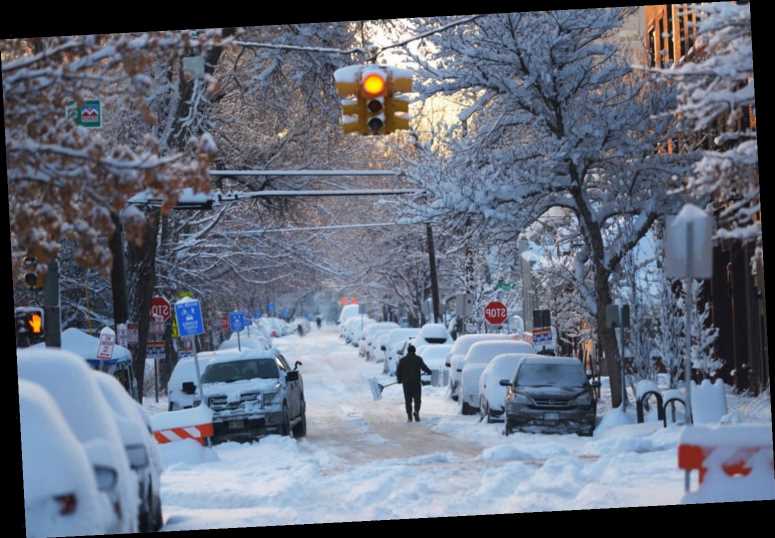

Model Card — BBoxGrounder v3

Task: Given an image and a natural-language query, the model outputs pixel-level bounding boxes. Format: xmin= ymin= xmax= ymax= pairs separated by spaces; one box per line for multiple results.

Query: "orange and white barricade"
xmin=150 ymin=405 xmax=214 ymax=446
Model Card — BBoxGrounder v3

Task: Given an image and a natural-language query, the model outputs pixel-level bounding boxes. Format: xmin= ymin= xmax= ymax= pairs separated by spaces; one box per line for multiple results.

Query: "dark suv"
xmin=501 ymin=355 xmax=597 ymax=436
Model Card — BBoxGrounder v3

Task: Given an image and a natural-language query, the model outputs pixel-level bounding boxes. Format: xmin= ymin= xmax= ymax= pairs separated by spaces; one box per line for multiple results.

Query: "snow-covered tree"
xmin=399 ymin=10 xmax=695 ymax=406
xmin=3 ymin=32 xmax=224 ymax=280
xmin=688 ymin=279 xmax=722 ymax=379
xmin=655 ymin=267 xmax=685 ymax=389
xmin=664 ymin=2 xmax=758 ymax=244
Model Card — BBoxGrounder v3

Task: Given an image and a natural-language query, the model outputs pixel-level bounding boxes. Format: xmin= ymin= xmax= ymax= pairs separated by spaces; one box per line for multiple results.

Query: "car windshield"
xmin=202 ymin=359 xmax=278 ymax=383
xmin=516 ymin=363 xmax=587 ymax=387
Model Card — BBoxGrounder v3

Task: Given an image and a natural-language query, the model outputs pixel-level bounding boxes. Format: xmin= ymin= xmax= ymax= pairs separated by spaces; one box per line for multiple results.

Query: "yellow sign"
xmin=171 ymin=316 xmax=179 ymax=338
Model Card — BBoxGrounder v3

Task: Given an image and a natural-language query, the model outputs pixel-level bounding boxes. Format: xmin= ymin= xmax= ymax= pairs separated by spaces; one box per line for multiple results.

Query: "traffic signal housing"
xmin=23 ymin=256 xmax=45 ymax=289
xmin=334 ymin=65 xmax=413 ymax=135
xmin=15 ymin=307 xmax=45 ymax=347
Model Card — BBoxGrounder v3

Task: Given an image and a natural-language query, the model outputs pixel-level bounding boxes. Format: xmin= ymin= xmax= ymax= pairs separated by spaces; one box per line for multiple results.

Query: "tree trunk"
xmin=128 ymin=210 xmax=161 ymax=398
xmin=109 ymin=212 xmax=128 ymax=328
xmin=594 ymin=266 xmax=623 ymax=408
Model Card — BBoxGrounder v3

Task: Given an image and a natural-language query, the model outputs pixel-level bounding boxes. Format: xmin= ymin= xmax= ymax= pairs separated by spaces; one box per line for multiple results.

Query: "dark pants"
xmin=403 ymin=384 xmax=421 ymax=416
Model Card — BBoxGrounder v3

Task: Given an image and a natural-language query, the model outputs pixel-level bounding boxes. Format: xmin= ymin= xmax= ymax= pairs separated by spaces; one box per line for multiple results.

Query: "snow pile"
xmin=690 ymin=379 xmax=728 ymax=424
xmin=159 ymin=439 xmax=219 ymax=470
xmin=150 ymin=404 xmax=213 ymax=432
xmin=594 ymin=405 xmax=635 ymax=436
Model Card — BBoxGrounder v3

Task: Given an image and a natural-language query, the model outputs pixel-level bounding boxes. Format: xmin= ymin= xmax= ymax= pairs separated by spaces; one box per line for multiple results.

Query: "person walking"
xmin=396 ymin=344 xmax=432 ymax=422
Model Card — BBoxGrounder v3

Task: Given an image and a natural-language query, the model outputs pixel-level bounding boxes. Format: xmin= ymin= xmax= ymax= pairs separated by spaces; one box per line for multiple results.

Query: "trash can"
xmin=431 ymin=369 xmax=441 ymax=387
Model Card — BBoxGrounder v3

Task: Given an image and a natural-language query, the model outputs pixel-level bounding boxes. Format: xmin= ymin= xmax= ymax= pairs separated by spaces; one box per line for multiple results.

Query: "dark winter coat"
xmin=396 ymin=352 xmax=433 ymax=388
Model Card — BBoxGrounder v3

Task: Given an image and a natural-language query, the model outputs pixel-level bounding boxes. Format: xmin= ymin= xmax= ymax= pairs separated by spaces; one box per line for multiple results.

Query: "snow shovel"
xmin=368 ymin=378 xmax=399 ymax=401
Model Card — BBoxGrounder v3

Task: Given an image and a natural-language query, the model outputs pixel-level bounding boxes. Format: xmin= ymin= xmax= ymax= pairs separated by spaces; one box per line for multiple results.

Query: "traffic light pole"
xmin=43 ymin=260 xmax=61 ymax=347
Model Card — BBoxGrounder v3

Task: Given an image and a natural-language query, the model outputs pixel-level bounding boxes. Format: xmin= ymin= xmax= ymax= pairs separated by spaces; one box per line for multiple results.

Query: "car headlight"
xmin=508 ymin=391 xmax=532 ymax=405
xmin=574 ymin=392 xmax=593 ymax=406
xmin=262 ymin=391 xmax=280 ymax=406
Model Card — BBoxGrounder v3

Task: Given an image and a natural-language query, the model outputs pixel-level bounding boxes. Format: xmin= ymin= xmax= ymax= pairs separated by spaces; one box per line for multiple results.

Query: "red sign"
xmin=484 ymin=301 xmax=508 ymax=325
xmin=151 ymin=296 xmax=172 ymax=322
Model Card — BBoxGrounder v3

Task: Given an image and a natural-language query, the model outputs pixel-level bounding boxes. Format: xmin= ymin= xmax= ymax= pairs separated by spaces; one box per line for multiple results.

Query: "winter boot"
xmin=407 ymin=414 xmax=413 ymax=423
xmin=414 ymin=412 xmax=420 ymax=422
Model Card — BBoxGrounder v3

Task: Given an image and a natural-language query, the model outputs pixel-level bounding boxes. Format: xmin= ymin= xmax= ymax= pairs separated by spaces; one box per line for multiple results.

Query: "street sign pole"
xmin=237 ymin=329 xmax=241 ymax=352
xmin=154 ymin=358 xmax=159 ymax=403
xmin=685 ymin=221 xmax=694 ymax=426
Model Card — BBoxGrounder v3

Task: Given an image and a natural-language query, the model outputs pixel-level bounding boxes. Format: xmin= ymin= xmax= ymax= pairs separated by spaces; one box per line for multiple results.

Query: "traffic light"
xmin=15 ymin=307 xmax=45 ymax=347
xmin=23 ymin=256 xmax=44 ymax=289
xmin=334 ymin=65 xmax=413 ymax=135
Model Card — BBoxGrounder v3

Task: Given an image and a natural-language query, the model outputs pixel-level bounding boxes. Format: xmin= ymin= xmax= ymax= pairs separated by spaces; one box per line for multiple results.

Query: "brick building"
xmin=643 ymin=3 xmax=767 ymax=393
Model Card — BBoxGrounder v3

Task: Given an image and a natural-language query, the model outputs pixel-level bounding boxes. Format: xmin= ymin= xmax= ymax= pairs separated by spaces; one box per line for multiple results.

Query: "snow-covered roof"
xmin=420 ymin=323 xmax=449 ymax=340
xmin=204 ymin=348 xmax=276 ymax=367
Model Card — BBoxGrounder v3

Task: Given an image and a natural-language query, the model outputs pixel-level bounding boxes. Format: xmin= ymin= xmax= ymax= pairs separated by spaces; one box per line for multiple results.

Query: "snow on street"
xmin=150 ymin=327 xmax=721 ymax=530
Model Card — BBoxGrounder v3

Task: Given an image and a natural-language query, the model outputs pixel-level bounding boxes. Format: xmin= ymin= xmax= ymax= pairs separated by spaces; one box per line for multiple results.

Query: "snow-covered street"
xmin=155 ymin=328 xmax=707 ymax=530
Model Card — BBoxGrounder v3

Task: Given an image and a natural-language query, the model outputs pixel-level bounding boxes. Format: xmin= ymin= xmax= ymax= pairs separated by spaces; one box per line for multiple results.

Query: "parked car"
xmin=338 ymin=304 xmax=360 ymax=330
xmin=19 ymin=380 xmax=114 ymax=538
xmin=459 ymin=340 xmax=534 ymax=415
xmin=168 ymin=355 xmax=215 ymax=411
xmin=197 ymin=349 xmax=306 ymax=443
xmin=218 ymin=331 xmax=272 ymax=353
xmin=413 ymin=323 xmax=453 ymax=347
xmin=344 ymin=316 xmax=372 ymax=344
xmin=414 ymin=344 xmax=454 ymax=385
xmin=17 ymin=348 xmax=139 ymax=533
xmin=502 ymin=355 xmax=598 ymax=436
xmin=478 ymin=353 xmax=530 ymax=423
xmin=32 ymin=327 xmax=140 ymax=401
xmin=365 ymin=322 xmax=400 ymax=361
xmin=446 ymin=333 xmax=523 ymax=401
xmin=381 ymin=328 xmax=421 ymax=374
xmin=94 ymin=371 xmax=163 ymax=532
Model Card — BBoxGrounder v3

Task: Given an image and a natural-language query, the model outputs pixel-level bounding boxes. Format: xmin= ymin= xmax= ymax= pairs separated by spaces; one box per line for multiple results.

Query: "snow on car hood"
xmin=202 ymin=378 xmax=281 ymax=400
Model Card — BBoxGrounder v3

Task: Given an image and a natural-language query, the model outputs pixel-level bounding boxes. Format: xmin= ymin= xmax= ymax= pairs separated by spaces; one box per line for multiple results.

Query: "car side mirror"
xmin=499 ymin=379 xmax=512 ymax=387
xmin=126 ymin=444 xmax=149 ymax=470
xmin=286 ymin=370 xmax=299 ymax=382
xmin=380 ymin=345 xmax=386 ymax=351
xmin=294 ymin=361 xmax=303 ymax=370
xmin=182 ymin=381 xmax=196 ymax=395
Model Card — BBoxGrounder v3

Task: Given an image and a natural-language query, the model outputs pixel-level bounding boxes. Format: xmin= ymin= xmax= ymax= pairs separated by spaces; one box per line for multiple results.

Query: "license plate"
xmin=228 ymin=420 xmax=245 ymax=430
xmin=544 ymin=413 xmax=560 ymax=421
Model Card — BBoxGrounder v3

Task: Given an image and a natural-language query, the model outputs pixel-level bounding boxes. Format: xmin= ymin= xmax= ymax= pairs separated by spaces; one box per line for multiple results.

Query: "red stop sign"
xmin=150 ymin=296 xmax=171 ymax=322
xmin=484 ymin=301 xmax=508 ymax=325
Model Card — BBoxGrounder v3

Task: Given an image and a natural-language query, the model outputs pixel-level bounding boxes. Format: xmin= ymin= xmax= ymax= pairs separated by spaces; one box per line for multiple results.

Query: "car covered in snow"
xmin=413 ymin=323 xmax=452 ymax=348
xmin=168 ymin=355 xmax=215 ymax=411
xmin=197 ymin=349 xmax=306 ymax=442
xmin=459 ymin=340 xmax=534 ymax=415
xmin=381 ymin=328 xmax=421 ymax=375
xmin=502 ymin=355 xmax=597 ymax=436
xmin=337 ymin=304 xmax=360 ymax=331
xmin=446 ymin=333 xmax=523 ymax=401
xmin=19 ymin=380 xmax=114 ymax=538
xmin=94 ymin=371 xmax=163 ymax=532
xmin=361 ymin=322 xmax=399 ymax=361
xmin=414 ymin=344 xmax=454 ymax=385
xmin=343 ymin=316 xmax=372 ymax=345
xmin=17 ymin=347 xmax=139 ymax=533
xmin=478 ymin=353 xmax=530 ymax=422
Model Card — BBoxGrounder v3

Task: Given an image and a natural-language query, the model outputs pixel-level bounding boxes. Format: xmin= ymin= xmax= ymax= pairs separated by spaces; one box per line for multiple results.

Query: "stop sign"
xmin=484 ymin=301 xmax=508 ymax=325
xmin=150 ymin=296 xmax=171 ymax=322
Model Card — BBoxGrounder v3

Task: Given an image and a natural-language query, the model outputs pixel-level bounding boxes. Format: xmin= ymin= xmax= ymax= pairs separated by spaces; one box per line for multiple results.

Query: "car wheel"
xmin=461 ymin=401 xmax=475 ymax=415
xmin=153 ymin=494 xmax=163 ymax=531
xmin=293 ymin=402 xmax=307 ymax=438
xmin=280 ymin=403 xmax=291 ymax=437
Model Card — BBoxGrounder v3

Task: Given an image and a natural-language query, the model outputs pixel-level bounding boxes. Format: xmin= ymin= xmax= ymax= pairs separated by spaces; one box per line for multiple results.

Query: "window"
xmin=275 ymin=357 xmax=288 ymax=372
xmin=516 ymin=363 xmax=588 ymax=387
xmin=276 ymin=354 xmax=291 ymax=370
xmin=201 ymin=359 xmax=279 ymax=383
xmin=657 ymin=17 xmax=665 ymax=68
xmin=648 ymin=27 xmax=656 ymax=68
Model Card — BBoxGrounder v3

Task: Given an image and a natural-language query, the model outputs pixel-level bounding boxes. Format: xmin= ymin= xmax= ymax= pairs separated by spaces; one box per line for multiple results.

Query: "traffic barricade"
xmin=678 ymin=424 xmax=774 ymax=494
xmin=150 ymin=404 xmax=214 ymax=446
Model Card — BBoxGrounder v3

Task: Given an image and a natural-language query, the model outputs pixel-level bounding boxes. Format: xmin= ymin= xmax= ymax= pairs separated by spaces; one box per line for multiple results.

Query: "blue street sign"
xmin=174 ymin=299 xmax=205 ymax=337
xmin=282 ymin=307 xmax=289 ymax=318
xmin=267 ymin=303 xmax=274 ymax=314
xmin=229 ymin=311 xmax=246 ymax=332
xmin=254 ymin=308 xmax=262 ymax=319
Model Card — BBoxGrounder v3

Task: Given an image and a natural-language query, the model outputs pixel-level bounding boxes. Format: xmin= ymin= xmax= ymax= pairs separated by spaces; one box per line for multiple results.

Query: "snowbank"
xmin=594 ymin=405 xmax=635 ymax=436
xmin=159 ymin=439 xmax=219 ymax=470
xmin=690 ymin=379 xmax=728 ymax=424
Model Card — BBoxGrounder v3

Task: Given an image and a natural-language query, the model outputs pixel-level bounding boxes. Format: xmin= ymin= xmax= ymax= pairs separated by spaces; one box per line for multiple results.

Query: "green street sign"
xmin=496 ymin=281 xmax=516 ymax=291
xmin=66 ymin=100 xmax=101 ymax=128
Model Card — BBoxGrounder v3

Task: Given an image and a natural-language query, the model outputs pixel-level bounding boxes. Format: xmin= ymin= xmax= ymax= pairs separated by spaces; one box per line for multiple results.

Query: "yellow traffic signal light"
xmin=334 ymin=65 xmax=413 ymax=136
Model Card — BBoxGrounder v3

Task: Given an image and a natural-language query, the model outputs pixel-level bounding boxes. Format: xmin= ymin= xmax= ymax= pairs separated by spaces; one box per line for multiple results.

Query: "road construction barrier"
xmin=153 ymin=423 xmax=214 ymax=445
xmin=678 ymin=424 xmax=774 ymax=493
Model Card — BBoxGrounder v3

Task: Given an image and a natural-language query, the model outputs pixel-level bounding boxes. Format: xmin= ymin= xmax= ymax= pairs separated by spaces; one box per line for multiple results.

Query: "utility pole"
xmin=43 ymin=260 xmax=61 ymax=347
xmin=426 ymin=223 xmax=441 ymax=323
